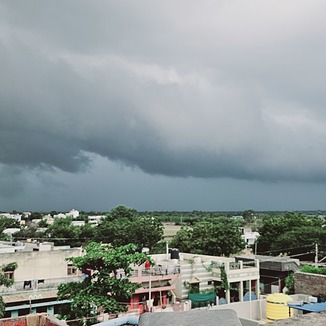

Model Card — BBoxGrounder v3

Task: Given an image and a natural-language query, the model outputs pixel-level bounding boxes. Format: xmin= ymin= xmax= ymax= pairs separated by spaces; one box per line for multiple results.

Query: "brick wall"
xmin=0 ymin=317 xmax=26 ymax=326
xmin=294 ymin=272 xmax=326 ymax=296
xmin=0 ymin=314 xmax=67 ymax=326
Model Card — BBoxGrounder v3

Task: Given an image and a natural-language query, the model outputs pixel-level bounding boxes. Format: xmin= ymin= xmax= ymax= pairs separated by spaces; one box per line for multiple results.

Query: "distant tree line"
xmin=2 ymin=207 xmax=325 ymax=259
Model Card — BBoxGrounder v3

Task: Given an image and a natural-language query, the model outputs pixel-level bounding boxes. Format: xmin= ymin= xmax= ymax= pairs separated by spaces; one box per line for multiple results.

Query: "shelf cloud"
xmin=1 ymin=1 xmax=326 ymax=210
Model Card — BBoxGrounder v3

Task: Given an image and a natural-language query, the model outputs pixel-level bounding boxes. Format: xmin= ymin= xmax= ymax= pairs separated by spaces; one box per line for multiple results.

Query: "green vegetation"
xmin=300 ymin=265 xmax=326 ymax=275
xmin=57 ymin=242 xmax=150 ymax=326
xmin=0 ymin=262 xmax=18 ymax=317
xmin=256 ymin=212 xmax=326 ymax=256
xmin=170 ymin=218 xmax=245 ymax=257
xmin=96 ymin=208 xmax=164 ymax=251
xmin=285 ymin=265 xmax=326 ymax=295
xmin=284 ymin=273 xmax=295 ymax=294
xmin=4 ymin=208 xmax=326 ymax=260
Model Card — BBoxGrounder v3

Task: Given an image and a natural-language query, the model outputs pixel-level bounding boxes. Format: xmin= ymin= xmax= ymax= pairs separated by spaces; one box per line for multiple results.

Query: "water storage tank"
xmin=170 ymin=248 xmax=180 ymax=260
xmin=266 ymin=293 xmax=293 ymax=322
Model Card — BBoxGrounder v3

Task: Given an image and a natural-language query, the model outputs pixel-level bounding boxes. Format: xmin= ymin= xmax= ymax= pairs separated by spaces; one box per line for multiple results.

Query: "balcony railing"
xmin=212 ymin=259 xmax=259 ymax=280
xmin=129 ymin=265 xmax=181 ymax=279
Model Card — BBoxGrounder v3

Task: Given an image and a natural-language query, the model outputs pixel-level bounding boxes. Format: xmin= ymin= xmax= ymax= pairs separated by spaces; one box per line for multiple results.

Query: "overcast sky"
xmin=1 ymin=0 xmax=326 ymax=212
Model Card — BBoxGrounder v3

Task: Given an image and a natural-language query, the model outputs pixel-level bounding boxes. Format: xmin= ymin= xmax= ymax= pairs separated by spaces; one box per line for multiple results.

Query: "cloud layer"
xmin=1 ymin=0 xmax=326 ymax=195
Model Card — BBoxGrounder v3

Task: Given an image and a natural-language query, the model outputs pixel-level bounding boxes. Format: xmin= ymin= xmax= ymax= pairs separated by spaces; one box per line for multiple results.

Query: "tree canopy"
xmin=0 ymin=262 xmax=18 ymax=317
xmin=256 ymin=212 xmax=326 ymax=256
xmin=57 ymin=242 xmax=150 ymax=325
xmin=170 ymin=218 xmax=245 ymax=256
xmin=96 ymin=210 xmax=164 ymax=251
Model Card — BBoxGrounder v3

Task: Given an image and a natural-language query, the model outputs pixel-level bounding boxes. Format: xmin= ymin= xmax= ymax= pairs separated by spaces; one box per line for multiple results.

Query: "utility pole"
xmin=315 ymin=243 xmax=318 ymax=267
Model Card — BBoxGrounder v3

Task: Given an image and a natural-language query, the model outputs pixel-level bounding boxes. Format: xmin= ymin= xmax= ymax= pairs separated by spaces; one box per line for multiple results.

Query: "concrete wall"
xmin=176 ymin=261 xmax=216 ymax=299
xmin=294 ymin=272 xmax=326 ymax=296
xmin=0 ymin=248 xmax=82 ymax=281
xmin=239 ymin=318 xmax=262 ymax=326
xmin=213 ymin=299 xmax=266 ymax=321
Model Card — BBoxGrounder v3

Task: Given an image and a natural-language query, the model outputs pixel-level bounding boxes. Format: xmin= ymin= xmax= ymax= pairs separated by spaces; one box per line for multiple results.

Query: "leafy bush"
xmin=285 ymin=273 xmax=294 ymax=294
xmin=300 ymin=265 xmax=326 ymax=275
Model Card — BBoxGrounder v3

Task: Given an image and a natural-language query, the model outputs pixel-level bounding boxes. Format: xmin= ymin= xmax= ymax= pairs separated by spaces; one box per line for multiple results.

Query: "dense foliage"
xmin=170 ymin=218 xmax=245 ymax=256
xmin=96 ymin=214 xmax=164 ymax=251
xmin=300 ymin=265 xmax=326 ymax=275
xmin=11 ymin=206 xmax=164 ymax=250
xmin=57 ymin=242 xmax=150 ymax=325
xmin=256 ymin=212 xmax=326 ymax=256
xmin=0 ymin=217 xmax=20 ymax=240
xmin=0 ymin=262 xmax=18 ymax=317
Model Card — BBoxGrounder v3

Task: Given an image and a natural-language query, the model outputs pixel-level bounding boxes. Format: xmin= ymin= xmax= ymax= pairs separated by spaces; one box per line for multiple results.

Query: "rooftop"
xmin=138 ymin=309 xmax=242 ymax=326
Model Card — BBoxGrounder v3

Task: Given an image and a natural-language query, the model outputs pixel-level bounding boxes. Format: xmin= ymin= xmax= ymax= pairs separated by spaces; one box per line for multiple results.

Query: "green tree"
xmin=107 ymin=206 xmax=137 ymax=221
xmin=14 ymin=223 xmax=45 ymax=241
xmin=0 ymin=262 xmax=18 ymax=317
xmin=37 ymin=219 xmax=48 ymax=228
xmin=75 ymin=224 xmax=96 ymax=246
xmin=257 ymin=212 xmax=324 ymax=254
xmin=128 ymin=216 xmax=164 ymax=251
xmin=242 ymin=210 xmax=256 ymax=224
xmin=57 ymin=242 xmax=150 ymax=325
xmin=45 ymin=218 xmax=79 ymax=246
xmin=170 ymin=226 xmax=194 ymax=253
xmin=170 ymin=218 xmax=245 ymax=257
xmin=96 ymin=216 xmax=163 ymax=251
xmin=0 ymin=217 xmax=20 ymax=240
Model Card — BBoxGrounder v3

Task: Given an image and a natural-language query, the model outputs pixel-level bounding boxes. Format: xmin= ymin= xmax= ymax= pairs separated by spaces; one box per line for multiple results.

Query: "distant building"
xmin=71 ymin=220 xmax=85 ymax=227
xmin=53 ymin=213 xmax=66 ymax=219
xmin=66 ymin=209 xmax=79 ymax=219
xmin=0 ymin=213 xmax=22 ymax=222
xmin=240 ymin=227 xmax=260 ymax=247
xmin=88 ymin=215 xmax=104 ymax=226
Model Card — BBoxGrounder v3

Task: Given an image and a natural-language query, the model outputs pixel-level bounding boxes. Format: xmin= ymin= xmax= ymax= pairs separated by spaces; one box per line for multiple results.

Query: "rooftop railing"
xmin=0 ymin=275 xmax=83 ymax=296
xmin=129 ymin=265 xmax=181 ymax=279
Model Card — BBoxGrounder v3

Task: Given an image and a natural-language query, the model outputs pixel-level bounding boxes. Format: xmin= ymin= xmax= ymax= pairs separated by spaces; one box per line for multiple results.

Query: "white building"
xmin=72 ymin=220 xmax=85 ymax=227
xmin=0 ymin=213 xmax=22 ymax=222
xmin=88 ymin=215 xmax=105 ymax=226
xmin=240 ymin=227 xmax=260 ymax=247
xmin=66 ymin=209 xmax=79 ymax=219
xmin=53 ymin=213 xmax=66 ymax=219
xmin=0 ymin=242 xmax=83 ymax=318
xmin=143 ymin=251 xmax=260 ymax=306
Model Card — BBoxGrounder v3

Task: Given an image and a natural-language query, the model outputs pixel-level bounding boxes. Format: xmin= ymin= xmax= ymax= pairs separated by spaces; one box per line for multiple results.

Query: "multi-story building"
xmin=0 ymin=242 xmax=261 ymax=318
xmin=240 ymin=227 xmax=260 ymax=248
xmin=127 ymin=250 xmax=260 ymax=313
xmin=87 ymin=215 xmax=105 ymax=227
xmin=0 ymin=242 xmax=83 ymax=318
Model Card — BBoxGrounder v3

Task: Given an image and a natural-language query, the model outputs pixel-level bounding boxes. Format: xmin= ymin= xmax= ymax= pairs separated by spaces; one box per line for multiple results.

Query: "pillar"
xmin=47 ymin=305 xmax=54 ymax=315
xmin=11 ymin=310 xmax=18 ymax=318
xmin=255 ymin=279 xmax=260 ymax=299
xmin=130 ymin=296 xmax=134 ymax=309
xmin=239 ymin=281 xmax=244 ymax=302
xmin=226 ymin=289 xmax=231 ymax=304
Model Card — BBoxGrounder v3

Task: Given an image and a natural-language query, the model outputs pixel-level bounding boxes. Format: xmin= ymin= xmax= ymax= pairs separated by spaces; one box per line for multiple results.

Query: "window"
xmin=189 ymin=282 xmax=200 ymax=293
xmin=67 ymin=264 xmax=78 ymax=276
xmin=4 ymin=271 xmax=14 ymax=280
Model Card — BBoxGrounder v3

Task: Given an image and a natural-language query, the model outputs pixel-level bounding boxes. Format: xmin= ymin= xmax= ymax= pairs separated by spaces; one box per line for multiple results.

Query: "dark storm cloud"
xmin=1 ymin=0 xmax=326 ymax=189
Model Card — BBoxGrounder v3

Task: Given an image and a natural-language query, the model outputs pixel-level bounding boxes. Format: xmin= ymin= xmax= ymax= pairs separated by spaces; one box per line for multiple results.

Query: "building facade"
xmin=0 ymin=243 xmax=83 ymax=318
